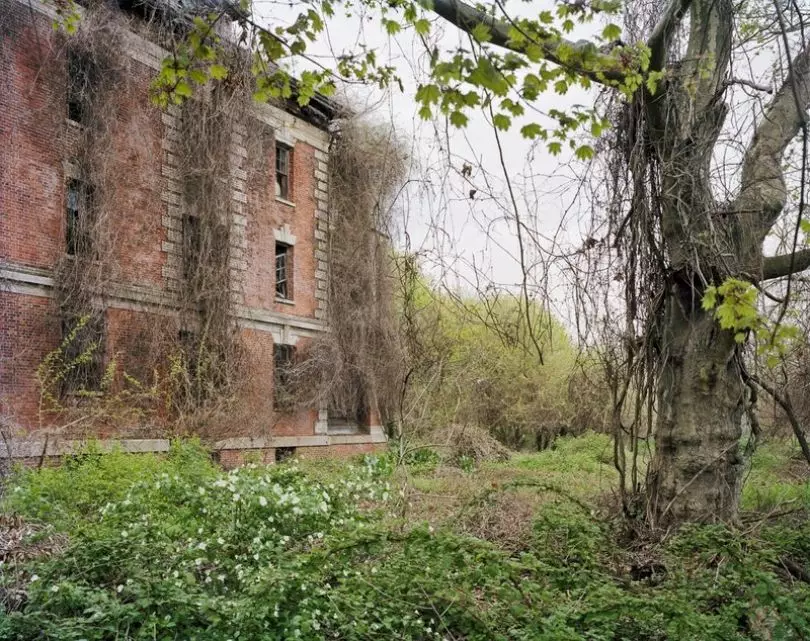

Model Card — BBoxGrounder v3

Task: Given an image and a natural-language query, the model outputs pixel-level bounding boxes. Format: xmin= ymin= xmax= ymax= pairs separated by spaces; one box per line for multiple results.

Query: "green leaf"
xmin=575 ymin=145 xmax=594 ymax=161
xmin=645 ymin=70 xmax=665 ymax=95
xmin=384 ymin=19 xmax=401 ymax=35
xmin=188 ymin=69 xmax=207 ymax=85
xmin=449 ymin=111 xmax=468 ymax=128
xmin=520 ymin=123 xmax=544 ymax=139
xmin=602 ymin=23 xmax=621 ymax=41
xmin=471 ymin=23 xmax=491 ymax=43
xmin=209 ymin=63 xmax=228 ymax=80
xmin=492 ymin=113 xmax=511 ymax=130
xmin=174 ymin=81 xmax=193 ymax=98
xmin=414 ymin=18 xmax=431 ymax=35
xmin=701 ymin=286 xmax=717 ymax=311
xmin=415 ymin=83 xmax=441 ymax=106
xmin=548 ymin=141 xmax=562 ymax=155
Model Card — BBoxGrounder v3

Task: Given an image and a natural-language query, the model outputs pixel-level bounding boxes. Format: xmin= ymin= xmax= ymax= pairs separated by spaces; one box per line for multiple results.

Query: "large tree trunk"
xmin=647 ymin=278 xmax=748 ymax=525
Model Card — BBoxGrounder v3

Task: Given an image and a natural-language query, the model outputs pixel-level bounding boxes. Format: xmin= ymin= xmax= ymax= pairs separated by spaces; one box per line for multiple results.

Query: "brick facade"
xmin=0 ymin=0 xmax=386 ymax=462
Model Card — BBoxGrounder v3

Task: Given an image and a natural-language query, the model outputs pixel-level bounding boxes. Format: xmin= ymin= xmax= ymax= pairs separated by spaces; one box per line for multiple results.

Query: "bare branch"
xmin=736 ymin=41 xmax=810 ymax=220
xmin=421 ymin=0 xmax=626 ymax=83
xmin=723 ymin=77 xmax=773 ymax=94
xmin=647 ymin=0 xmax=693 ymax=71
xmin=762 ymin=248 xmax=810 ymax=280
xmin=750 ymin=375 xmax=810 ymax=466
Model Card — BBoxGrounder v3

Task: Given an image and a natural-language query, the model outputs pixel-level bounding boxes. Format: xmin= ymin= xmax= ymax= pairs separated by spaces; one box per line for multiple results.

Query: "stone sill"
xmin=275 ymin=197 xmax=296 ymax=208
xmin=0 ymin=431 xmax=388 ymax=458
xmin=275 ymin=297 xmax=295 ymax=306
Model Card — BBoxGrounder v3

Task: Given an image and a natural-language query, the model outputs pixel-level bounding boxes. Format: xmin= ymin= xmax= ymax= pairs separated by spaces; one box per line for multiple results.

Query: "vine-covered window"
xmin=60 ymin=312 xmax=105 ymax=396
xmin=183 ymin=215 xmax=201 ymax=280
xmin=273 ymin=344 xmax=296 ymax=411
xmin=67 ymin=50 xmax=93 ymax=124
xmin=66 ymin=179 xmax=94 ymax=256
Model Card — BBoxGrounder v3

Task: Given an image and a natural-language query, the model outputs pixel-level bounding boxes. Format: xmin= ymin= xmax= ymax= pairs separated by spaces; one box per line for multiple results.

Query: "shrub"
xmin=1 ymin=436 xmax=809 ymax=641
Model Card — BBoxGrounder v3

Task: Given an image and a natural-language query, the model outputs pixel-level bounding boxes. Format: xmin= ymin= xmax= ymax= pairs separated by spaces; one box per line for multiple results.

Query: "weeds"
xmin=1 ymin=434 xmax=809 ymax=640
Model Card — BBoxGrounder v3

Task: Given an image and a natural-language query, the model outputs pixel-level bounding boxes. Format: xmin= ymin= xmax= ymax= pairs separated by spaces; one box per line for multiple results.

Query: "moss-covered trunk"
xmin=647 ymin=276 xmax=747 ymax=524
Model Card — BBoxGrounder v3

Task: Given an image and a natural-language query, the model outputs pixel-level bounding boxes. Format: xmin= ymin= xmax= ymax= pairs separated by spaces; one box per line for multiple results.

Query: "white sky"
xmin=250 ymin=0 xmax=804 ymax=332
xmin=253 ymin=0 xmax=602 ymax=323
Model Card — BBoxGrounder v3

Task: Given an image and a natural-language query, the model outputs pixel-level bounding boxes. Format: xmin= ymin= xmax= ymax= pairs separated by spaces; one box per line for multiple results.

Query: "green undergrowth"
xmin=1 ymin=435 xmax=809 ymax=640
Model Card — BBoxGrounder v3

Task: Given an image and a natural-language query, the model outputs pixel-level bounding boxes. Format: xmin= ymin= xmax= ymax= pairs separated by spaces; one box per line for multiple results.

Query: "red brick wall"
xmin=1 ymin=4 xmax=65 ymax=270
xmin=0 ymin=291 xmax=59 ymax=429
xmin=0 ymin=1 xmax=373 ymax=456
xmin=244 ymin=140 xmax=318 ymax=319
xmin=104 ymin=59 xmax=166 ymax=288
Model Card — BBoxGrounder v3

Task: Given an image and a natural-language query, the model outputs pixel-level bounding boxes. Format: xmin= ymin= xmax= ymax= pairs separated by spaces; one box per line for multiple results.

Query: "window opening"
xmin=273 ymin=343 xmax=295 ymax=411
xmin=275 ymin=143 xmax=291 ymax=200
xmin=275 ymin=242 xmax=291 ymax=299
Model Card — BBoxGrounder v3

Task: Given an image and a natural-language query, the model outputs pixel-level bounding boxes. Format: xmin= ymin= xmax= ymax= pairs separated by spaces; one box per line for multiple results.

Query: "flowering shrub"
xmin=2 ymin=439 xmax=809 ymax=640
xmin=0 ymin=443 xmax=399 ymax=640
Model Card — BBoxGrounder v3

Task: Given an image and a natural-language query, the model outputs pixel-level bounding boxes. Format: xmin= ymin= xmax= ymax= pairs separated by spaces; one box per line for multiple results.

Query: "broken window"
xmin=275 ymin=143 xmax=291 ymax=200
xmin=67 ymin=50 xmax=94 ymax=124
xmin=273 ymin=343 xmax=295 ymax=411
xmin=275 ymin=242 xmax=291 ymax=300
xmin=66 ymin=179 xmax=94 ymax=257
xmin=275 ymin=447 xmax=295 ymax=463
xmin=183 ymin=215 xmax=201 ymax=280
xmin=60 ymin=312 xmax=105 ymax=396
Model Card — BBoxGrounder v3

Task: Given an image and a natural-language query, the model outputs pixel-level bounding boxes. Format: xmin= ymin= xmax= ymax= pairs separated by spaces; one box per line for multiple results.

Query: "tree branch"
xmin=749 ymin=374 xmax=810 ymax=467
xmin=762 ymin=248 xmax=810 ymax=280
xmin=647 ymin=0 xmax=694 ymax=71
xmin=736 ymin=41 xmax=810 ymax=221
xmin=421 ymin=0 xmax=626 ymax=83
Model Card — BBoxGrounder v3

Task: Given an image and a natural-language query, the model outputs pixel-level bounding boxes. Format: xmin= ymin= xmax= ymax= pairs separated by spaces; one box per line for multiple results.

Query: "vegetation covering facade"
xmin=0 ymin=0 xmax=386 ymax=464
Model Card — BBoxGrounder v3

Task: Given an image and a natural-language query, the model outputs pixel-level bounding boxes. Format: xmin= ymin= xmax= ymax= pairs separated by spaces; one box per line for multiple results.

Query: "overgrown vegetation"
xmin=392 ymin=272 xmax=608 ymax=451
xmin=1 ymin=435 xmax=808 ymax=640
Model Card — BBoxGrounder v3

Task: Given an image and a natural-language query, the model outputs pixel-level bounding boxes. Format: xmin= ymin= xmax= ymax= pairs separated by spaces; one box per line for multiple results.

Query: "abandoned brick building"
xmin=0 ymin=0 xmax=387 ymax=464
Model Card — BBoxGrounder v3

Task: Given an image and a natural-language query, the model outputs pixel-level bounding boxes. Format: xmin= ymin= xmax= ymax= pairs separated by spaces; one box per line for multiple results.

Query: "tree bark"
xmin=647 ymin=278 xmax=747 ymax=525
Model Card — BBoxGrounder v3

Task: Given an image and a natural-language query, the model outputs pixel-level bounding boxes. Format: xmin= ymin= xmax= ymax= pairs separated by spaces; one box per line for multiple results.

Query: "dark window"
xmin=60 ymin=313 xmax=105 ymax=396
xmin=275 ymin=447 xmax=296 ymax=463
xmin=67 ymin=50 xmax=93 ymax=124
xmin=275 ymin=144 xmax=291 ymax=200
xmin=275 ymin=242 xmax=291 ymax=299
xmin=273 ymin=344 xmax=295 ymax=411
xmin=66 ymin=179 xmax=94 ymax=256
xmin=183 ymin=215 xmax=201 ymax=280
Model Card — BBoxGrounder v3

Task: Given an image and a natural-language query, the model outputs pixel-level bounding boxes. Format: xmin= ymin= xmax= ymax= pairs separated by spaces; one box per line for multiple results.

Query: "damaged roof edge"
xmin=116 ymin=0 xmax=339 ymax=130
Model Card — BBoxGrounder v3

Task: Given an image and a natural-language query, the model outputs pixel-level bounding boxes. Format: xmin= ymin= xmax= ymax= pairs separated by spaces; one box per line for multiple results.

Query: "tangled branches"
xmin=293 ymin=118 xmax=408 ymax=427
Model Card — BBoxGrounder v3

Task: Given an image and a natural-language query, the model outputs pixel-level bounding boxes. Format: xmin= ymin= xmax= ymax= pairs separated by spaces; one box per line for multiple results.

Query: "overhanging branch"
xmin=762 ymin=248 xmax=810 ymax=280
xmin=421 ymin=0 xmax=626 ymax=83
xmin=736 ymin=41 xmax=810 ymax=220
xmin=647 ymin=0 xmax=693 ymax=71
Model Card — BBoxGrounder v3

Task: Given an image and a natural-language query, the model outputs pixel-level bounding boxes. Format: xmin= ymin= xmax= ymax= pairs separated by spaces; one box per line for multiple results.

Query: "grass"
xmin=742 ymin=440 xmax=810 ymax=511
xmin=1 ymin=433 xmax=809 ymax=640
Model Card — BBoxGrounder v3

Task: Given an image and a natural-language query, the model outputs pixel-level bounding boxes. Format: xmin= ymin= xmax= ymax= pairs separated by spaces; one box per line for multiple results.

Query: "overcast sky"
xmin=250 ymin=0 xmax=799 ymax=333
xmin=253 ymin=0 xmax=602 ymax=323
